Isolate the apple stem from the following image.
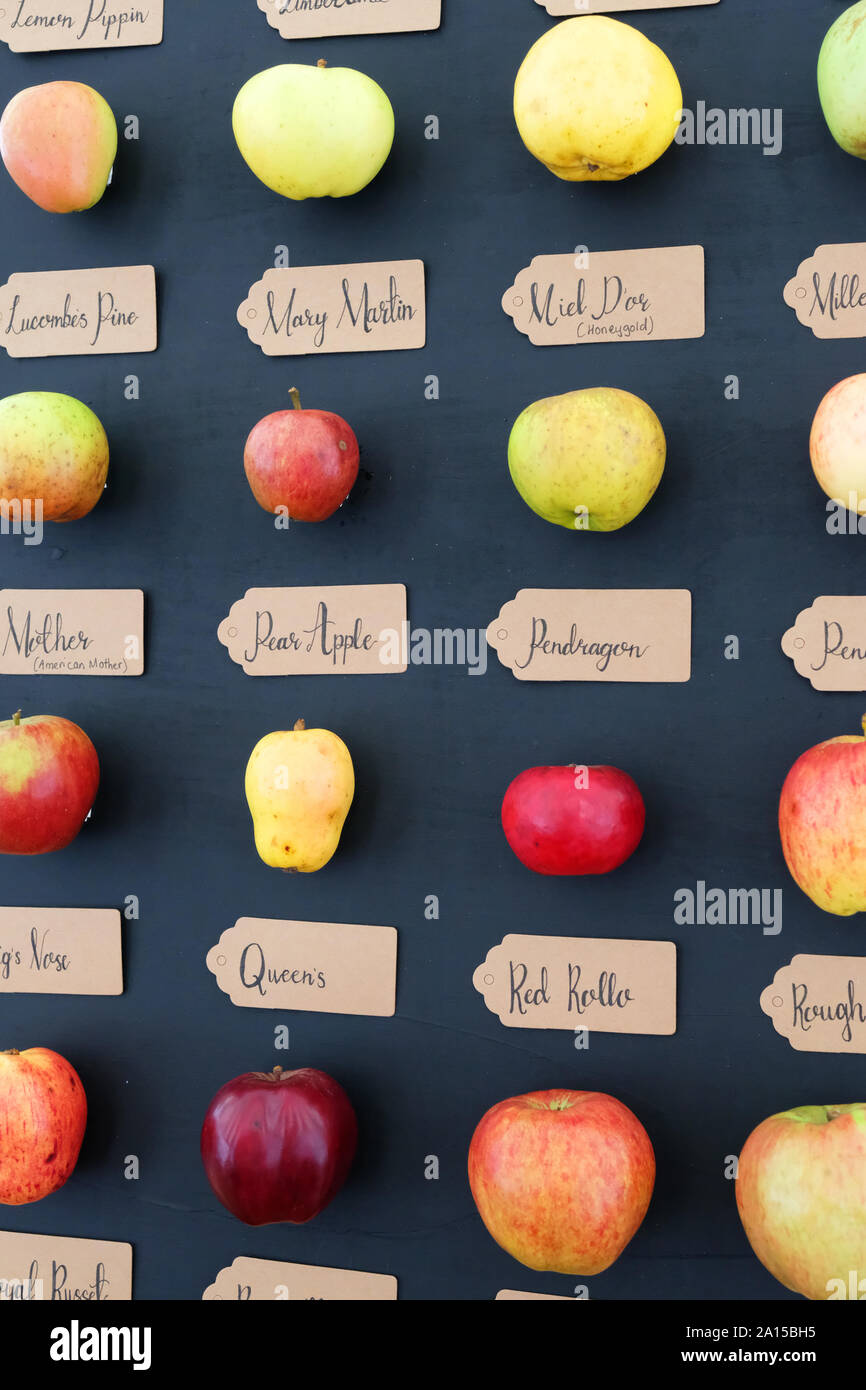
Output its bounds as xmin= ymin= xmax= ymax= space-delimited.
xmin=317 ymin=58 xmax=327 ymax=69
xmin=272 ymin=1066 xmax=284 ymax=1081
xmin=11 ymin=710 xmax=20 ymax=726
xmin=861 ymin=714 xmax=866 ymax=738
xmin=289 ymin=387 xmax=302 ymax=411
xmin=293 ymin=717 xmax=306 ymax=731
xmin=1 ymin=1049 xmax=20 ymax=1056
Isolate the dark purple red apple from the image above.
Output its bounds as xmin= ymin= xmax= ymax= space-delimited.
xmin=200 ymin=1065 xmax=357 ymax=1226
xmin=243 ymin=387 xmax=360 ymax=522
xmin=0 ymin=710 xmax=99 ymax=855
xmin=502 ymin=763 xmax=645 ymax=875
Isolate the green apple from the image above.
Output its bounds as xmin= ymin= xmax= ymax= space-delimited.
xmin=508 ymin=387 xmax=666 ymax=532
xmin=0 ymin=392 xmax=108 ymax=522
xmin=232 ymin=61 xmax=394 ymax=200
xmin=737 ymin=1104 xmax=866 ymax=1300
xmin=818 ymin=1 xmax=866 ymax=158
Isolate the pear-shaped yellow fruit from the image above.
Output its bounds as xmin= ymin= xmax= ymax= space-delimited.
xmin=245 ymin=718 xmax=354 ymax=872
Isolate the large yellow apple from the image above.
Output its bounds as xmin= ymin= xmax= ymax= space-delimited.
xmin=810 ymin=374 xmax=866 ymax=512
xmin=232 ymin=61 xmax=394 ymax=200
xmin=508 ymin=387 xmax=666 ymax=532
xmin=514 ymin=16 xmax=683 ymax=182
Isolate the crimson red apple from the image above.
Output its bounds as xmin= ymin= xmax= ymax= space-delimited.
xmin=468 ymin=1089 xmax=655 ymax=1275
xmin=0 ymin=1047 xmax=87 ymax=1204
xmin=737 ymin=1103 xmax=866 ymax=1300
xmin=243 ymin=388 xmax=359 ymax=522
xmin=0 ymin=711 xmax=99 ymax=855
xmin=779 ymin=716 xmax=866 ymax=915
xmin=502 ymin=763 xmax=645 ymax=875
xmin=200 ymin=1065 xmax=357 ymax=1226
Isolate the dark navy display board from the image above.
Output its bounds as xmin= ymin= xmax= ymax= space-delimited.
xmin=0 ymin=0 xmax=861 ymax=1301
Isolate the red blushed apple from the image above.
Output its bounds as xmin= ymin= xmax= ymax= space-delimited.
xmin=243 ymin=388 xmax=359 ymax=522
xmin=0 ymin=1048 xmax=87 ymax=1204
xmin=468 ymin=1089 xmax=655 ymax=1275
xmin=201 ymin=1066 xmax=357 ymax=1226
xmin=779 ymin=715 xmax=866 ymax=915
xmin=737 ymin=1104 xmax=866 ymax=1300
xmin=0 ymin=711 xmax=99 ymax=855
xmin=502 ymin=763 xmax=645 ymax=875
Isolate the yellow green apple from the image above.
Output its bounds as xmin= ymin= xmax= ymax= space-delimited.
xmin=737 ymin=1104 xmax=866 ymax=1300
xmin=818 ymin=1 xmax=866 ymax=159
xmin=508 ymin=387 xmax=666 ymax=532
xmin=0 ymin=392 xmax=109 ymax=523
xmin=779 ymin=715 xmax=866 ymax=916
xmin=514 ymin=16 xmax=682 ymax=182
xmin=0 ymin=81 xmax=116 ymax=213
xmin=810 ymin=374 xmax=866 ymax=512
xmin=232 ymin=61 xmax=394 ymax=200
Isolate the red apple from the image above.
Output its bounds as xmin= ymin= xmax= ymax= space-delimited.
xmin=243 ymin=388 xmax=359 ymax=522
xmin=468 ymin=1089 xmax=655 ymax=1275
xmin=201 ymin=1065 xmax=357 ymax=1226
xmin=0 ymin=1048 xmax=87 ymax=1204
xmin=502 ymin=763 xmax=645 ymax=875
xmin=0 ymin=711 xmax=99 ymax=855
xmin=737 ymin=1103 xmax=866 ymax=1300
xmin=779 ymin=715 xmax=866 ymax=915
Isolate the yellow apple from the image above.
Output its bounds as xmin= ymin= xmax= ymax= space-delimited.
xmin=514 ymin=16 xmax=683 ymax=182
xmin=810 ymin=374 xmax=866 ymax=512
xmin=232 ymin=61 xmax=394 ymax=200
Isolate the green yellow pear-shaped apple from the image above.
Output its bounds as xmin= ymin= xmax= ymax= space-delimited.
xmin=818 ymin=1 xmax=866 ymax=159
xmin=514 ymin=16 xmax=682 ymax=182
xmin=245 ymin=718 xmax=354 ymax=872
xmin=232 ymin=60 xmax=394 ymax=200
xmin=0 ymin=81 xmax=116 ymax=212
xmin=0 ymin=392 xmax=109 ymax=522
xmin=508 ymin=388 xmax=666 ymax=532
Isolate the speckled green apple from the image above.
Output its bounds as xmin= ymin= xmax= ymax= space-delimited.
xmin=0 ymin=393 xmax=109 ymax=522
xmin=818 ymin=2 xmax=866 ymax=159
xmin=737 ymin=1104 xmax=866 ymax=1300
xmin=232 ymin=60 xmax=394 ymax=200
xmin=508 ymin=387 xmax=666 ymax=532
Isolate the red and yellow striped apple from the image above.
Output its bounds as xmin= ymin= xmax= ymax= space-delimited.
xmin=0 ymin=712 xmax=99 ymax=855
xmin=0 ymin=1048 xmax=87 ymax=1205
xmin=779 ymin=716 xmax=866 ymax=915
xmin=468 ymin=1089 xmax=655 ymax=1275
xmin=0 ymin=81 xmax=117 ymax=213
xmin=737 ymin=1103 xmax=866 ymax=1300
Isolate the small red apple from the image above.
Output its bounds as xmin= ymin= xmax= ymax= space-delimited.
xmin=779 ymin=715 xmax=866 ymax=915
xmin=201 ymin=1065 xmax=357 ymax=1226
xmin=501 ymin=763 xmax=645 ymax=875
xmin=468 ymin=1089 xmax=655 ymax=1275
xmin=0 ymin=1047 xmax=87 ymax=1204
xmin=0 ymin=711 xmax=99 ymax=855
xmin=243 ymin=388 xmax=360 ymax=522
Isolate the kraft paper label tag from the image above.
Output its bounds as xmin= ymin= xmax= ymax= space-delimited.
xmin=0 ymin=267 xmax=157 ymax=358
xmin=0 ymin=908 xmax=122 ymax=995
xmin=218 ymin=585 xmax=407 ymax=675
xmin=496 ymin=1289 xmax=575 ymax=1301
xmin=238 ymin=261 xmax=426 ymax=357
xmin=0 ymin=0 xmax=163 ymax=49
xmin=203 ymin=1256 xmax=397 ymax=1301
xmin=207 ymin=918 xmax=397 ymax=1017
xmin=761 ymin=955 xmax=866 ymax=1054
xmin=0 ymin=1231 xmax=132 ymax=1301
xmin=0 ymin=590 xmax=144 ymax=676
xmin=474 ymin=935 xmax=677 ymax=1036
xmin=782 ymin=597 xmax=866 ymax=691
xmin=487 ymin=589 xmax=691 ymax=683
xmin=784 ymin=244 xmax=866 ymax=338
xmin=503 ymin=247 xmax=704 ymax=346
xmin=259 ymin=0 xmax=440 ymax=38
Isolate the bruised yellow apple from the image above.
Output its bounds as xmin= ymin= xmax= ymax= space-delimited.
xmin=514 ymin=16 xmax=683 ymax=182
xmin=245 ymin=718 xmax=354 ymax=872
xmin=0 ymin=82 xmax=116 ymax=213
